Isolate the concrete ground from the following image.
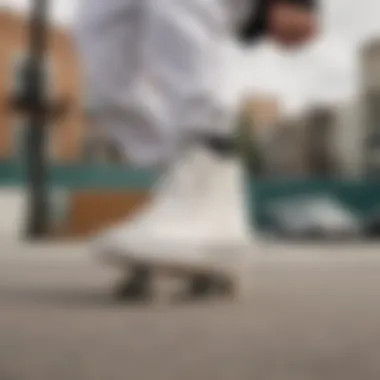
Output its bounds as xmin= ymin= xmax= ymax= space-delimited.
xmin=1 ymin=241 xmax=380 ymax=380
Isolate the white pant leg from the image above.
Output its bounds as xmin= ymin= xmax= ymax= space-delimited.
xmin=75 ymin=0 xmax=235 ymax=167
xmin=75 ymin=0 xmax=175 ymax=167
xmin=146 ymin=0 xmax=235 ymax=138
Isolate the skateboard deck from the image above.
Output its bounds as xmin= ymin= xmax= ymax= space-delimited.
xmin=99 ymin=249 xmax=252 ymax=300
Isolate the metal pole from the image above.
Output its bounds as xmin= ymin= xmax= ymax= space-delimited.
xmin=25 ymin=0 xmax=50 ymax=238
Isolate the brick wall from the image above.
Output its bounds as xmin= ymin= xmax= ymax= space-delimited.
xmin=55 ymin=191 xmax=151 ymax=238
xmin=0 ymin=10 xmax=85 ymax=162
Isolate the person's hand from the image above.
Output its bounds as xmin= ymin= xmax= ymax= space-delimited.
xmin=268 ymin=2 xmax=318 ymax=48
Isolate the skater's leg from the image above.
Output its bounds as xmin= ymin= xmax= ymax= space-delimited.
xmin=74 ymin=0 xmax=176 ymax=168
xmin=145 ymin=0 xmax=234 ymax=140
xmin=75 ymin=0 xmax=237 ymax=167
xmin=76 ymin=0 xmax=255 ymax=301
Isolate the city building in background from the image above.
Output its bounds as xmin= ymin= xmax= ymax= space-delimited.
xmin=303 ymin=106 xmax=338 ymax=177
xmin=332 ymin=101 xmax=365 ymax=179
xmin=264 ymin=115 xmax=309 ymax=177
xmin=239 ymin=95 xmax=283 ymax=176
xmin=0 ymin=10 xmax=146 ymax=238
xmin=252 ymin=102 xmax=364 ymax=180
xmin=0 ymin=10 xmax=84 ymax=162
xmin=361 ymin=38 xmax=380 ymax=177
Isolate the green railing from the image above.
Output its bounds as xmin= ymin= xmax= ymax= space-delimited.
xmin=1 ymin=161 xmax=380 ymax=229
xmin=0 ymin=161 xmax=156 ymax=189
xmin=253 ymin=179 xmax=380 ymax=230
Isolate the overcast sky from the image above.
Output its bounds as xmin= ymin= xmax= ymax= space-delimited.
xmin=1 ymin=0 xmax=380 ymax=114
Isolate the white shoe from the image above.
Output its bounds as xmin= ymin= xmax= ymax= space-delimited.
xmin=93 ymin=139 xmax=255 ymax=297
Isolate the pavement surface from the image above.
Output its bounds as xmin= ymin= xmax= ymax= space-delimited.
xmin=1 ymin=242 xmax=380 ymax=380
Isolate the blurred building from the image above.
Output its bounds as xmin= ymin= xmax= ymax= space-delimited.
xmin=332 ymin=101 xmax=365 ymax=179
xmin=239 ymin=95 xmax=282 ymax=176
xmin=303 ymin=106 xmax=339 ymax=177
xmin=361 ymin=38 xmax=380 ymax=177
xmin=0 ymin=10 xmax=148 ymax=238
xmin=241 ymin=96 xmax=352 ymax=179
xmin=0 ymin=10 xmax=84 ymax=162
xmin=261 ymin=105 xmax=351 ymax=179
xmin=265 ymin=115 xmax=310 ymax=178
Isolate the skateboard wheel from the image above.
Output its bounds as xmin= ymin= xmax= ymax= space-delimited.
xmin=114 ymin=265 xmax=153 ymax=302
xmin=188 ymin=273 xmax=235 ymax=299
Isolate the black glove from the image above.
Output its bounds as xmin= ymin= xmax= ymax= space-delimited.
xmin=237 ymin=0 xmax=318 ymax=44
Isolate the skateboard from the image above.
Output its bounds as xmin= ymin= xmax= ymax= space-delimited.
xmin=97 ymin=247 xmax=251 ymax=302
